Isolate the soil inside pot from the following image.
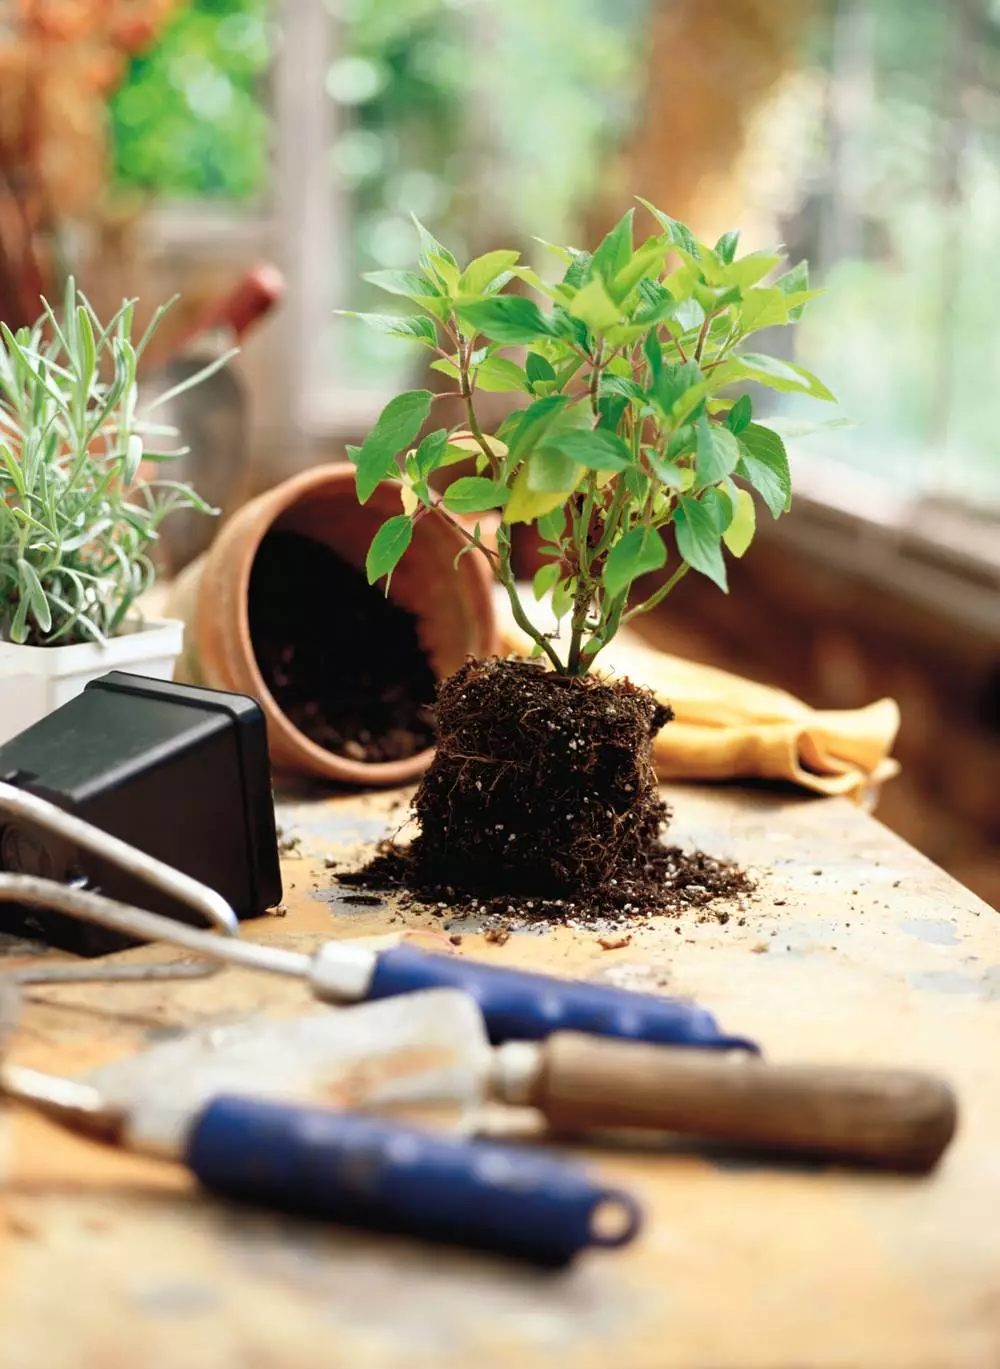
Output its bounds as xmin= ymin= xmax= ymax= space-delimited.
xmin=341 ymin=657 xmax=753 ymax=924
xmin=248 ymin=531 xmax=436 ymax=764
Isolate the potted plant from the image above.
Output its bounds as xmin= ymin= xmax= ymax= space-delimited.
xmin=0 ymin=279 xmax=223 ymax=742
xmin=349 ymin=202 xmax=835 ymax=916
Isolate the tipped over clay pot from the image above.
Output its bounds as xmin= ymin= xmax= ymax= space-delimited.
xmin=168 ymin=462 xmax=498 ymax=785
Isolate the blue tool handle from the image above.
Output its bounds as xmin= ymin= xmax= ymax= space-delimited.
xmin=368 ymin=943 xmax=757 ymax=1052
xmin=186 ymin=1096 xmax=640 ymax=1266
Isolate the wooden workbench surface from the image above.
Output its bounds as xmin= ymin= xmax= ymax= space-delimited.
xmin=1 ymin=783 xmax=998 ymax=1369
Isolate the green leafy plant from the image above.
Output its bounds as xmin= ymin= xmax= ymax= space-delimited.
xmin=0 ymin=281 xmax=229 ymax=647
xmin=349 ymin=201 xmax=835 ymax=675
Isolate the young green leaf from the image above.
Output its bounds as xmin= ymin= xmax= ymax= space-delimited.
xmin=589 ymin=209 xmax=634 ymax=285
xmin=601 ymin=374 xmax=646 ymax=403
xmin=675 ymin=496 xmax=728 ymax=591
xmin=365 ymin=515 xmax=413 ymax=587
xmin=458 ymin=296 xmax=552 ymax=345
xmin=653 ymin=360 xmax=703 ymax=416
xmin=525 ymin=352 xmax=557 ymax=391
xmin=547 ymin=427 xmax=632 ymax=472
xmin=726 ymin=393 xmax=752 ymax=435
xmin=736 ymin=423 xmax=791 ymax=518
xmin=636 ymin=198 xmax=698 ymax=254
xmin=643 ymin=330 xmax=662 ymax=383
xmin=442 ymin=477 xmax=510 ymax=513
xmin=568 ymin=278 xmax=622 ymax=333
xmin=473 ymin=355 xmax=529 ymax=394
xmin=726 ymin=251 xmax=783 ymax=289
xmin=414 ymin=428 xmax=450 ymax=479
xmin=715 ymin=230 xmax=740 ymax=265
xmin=362 ymin=270 xmax=441 ymax=299
xmin=459 ymin=250 xmax=520 ymax=297
xmin=341 ymin=313 xmax=438 ymax=347
xmin=722 ymin=486 xmax=756 ymax=556
xmin=532 ymin=562 xmax=561 ymax=600
xmin=355 ymin=389 xmax=433 ymax=503
xmin=694 ymin=416 xmax=740 ymax=486
xmin=738 ymin=288 xmax=789 ymax=334
xmin=603 ymin=526 xmax=666 ymax=600
xmin=537 ymin=507 xmax=566 ymax=542
xmin=737 ymin=353 xmax=836 ymax=402
xmin=607 ymin=239 xmax=668 ymax=303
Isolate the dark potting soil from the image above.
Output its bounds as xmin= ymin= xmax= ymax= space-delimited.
xmin=248 ymin=531 xmax=436 ymax=764
xmin=340 ymin=657 xmax=754 ymax=926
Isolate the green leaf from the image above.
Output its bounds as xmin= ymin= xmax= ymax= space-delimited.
xmin=666 ymin=424 xmax=697 ymax=460
xmin=551 ymin=576 xmax=575 ymax=618
xmin=736 ymin=423 xmax=791 ymax=518
xmin=528 ymin=446 xmax=582 ymax=494
xmin=726 ymin=394 xmax=752 ymax=435
xmin=568 ymin=277 xmax=622 ymax=333
xmin=366 ymin=515 xmax=413 ymax=586
xmin=601 ymin=374 xmax=646 ymax=402
xmin=643 ymin=330 xmax=662 ymax=384
xmin=722 ymin=486 xmax=756 ymax=557
xmin=17 ymin=558 xmax=52 ymax=633
xmin=442 ymin=477 xmax=510 ymax=513
xmin=603 ymin=526 xmax=666 ymax=600
xmin=726 ymin=251 xmax=782 ymax=289
xmin=669 ymin=297 xmax=706 ymax=334
xmin=653 ymin=360 xmax=703 ymax=416
xmin=504 ymin=395 xmax=572 ymax=462
xmin=636 ymin=198 xmax=698 ymax=254
xmin=412 ymin=215 xmax=457 ymax=268
xmin=675 ymin=497 xmax=727 ymax=591
xmin=459 ymin=250 xmax=520 ymax=297
xmin=607 ymin=239 xmax=667 ymax=302
xmin=647 ymin=453 xmax=694 ymax=490
xmin=737 ymin=353 xmax=836 ymax=402
xmin=414 ymin=428 xmax=449 ymax=479
xmin=562 ymin=250 xmax=593 ymax=290
xmin=532 ymin=563 xmax=561 ymax=600
xmin=775 ymin=260 xmax=808 ymax=297
xmin=715 ymin=230 xmax=740 ymax=265
xmin=473 ymin=355 xmax=528 ymax=394
xmin=458 ymin=296 xmax=552 ymax=345
xmin=548 ymin=426 xmax=632 ymax=472
xmin=589 ymin=209 xmax=634 ymax=285
xmin=738 ymin=287 xmax=789 ymax=334
xmin=701 ymin=485 xmax=734 ymax=534
xmin=355 ymin=390 xmax=433 ymax=503
xmin=537 ymin=507 xmax=566 ymax=542
xmin=695 ymin=416 xmax=740 ymax=486
xmin=362 ymin=270 xmax=440 ymax=299
xmin=342 ymin=313 xmax=438 ymax=346
xmin=526 ymin=352 xmax=557 ymax=390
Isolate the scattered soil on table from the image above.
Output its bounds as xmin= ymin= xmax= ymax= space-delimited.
xmin=249 ymin=531 xmax=436 ymax=763
xmin=339 ymin=657 xmax=754 ymax=929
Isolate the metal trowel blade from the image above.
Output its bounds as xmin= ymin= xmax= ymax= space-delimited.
xmin=83 ymin=987 xmax=493 ymax=1126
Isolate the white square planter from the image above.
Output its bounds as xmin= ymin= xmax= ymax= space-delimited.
xmin=0 ymin=619 xmax=184 ymax=745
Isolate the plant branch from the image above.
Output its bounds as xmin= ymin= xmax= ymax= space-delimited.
xmin=622 ymin=561 xmax=690 ymax=623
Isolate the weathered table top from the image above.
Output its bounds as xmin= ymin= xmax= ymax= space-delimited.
xmin=1 ymin=783 xmax=998 ymax=1369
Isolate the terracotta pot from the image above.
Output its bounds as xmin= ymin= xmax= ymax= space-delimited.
xmin=168 ymin=462 xmax=499 ymax=786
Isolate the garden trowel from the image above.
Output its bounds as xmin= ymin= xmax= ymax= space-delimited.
xmin=83 ymin=987 xmax=957 ymax=1173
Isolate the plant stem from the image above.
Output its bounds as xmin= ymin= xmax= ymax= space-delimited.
xmin=457 ymin=331 xmax=500 ymax=475
xmin=621 ymin=561 xmax=690 ymax=624
xmin=496 ymin=530 xmax=565 ymax=672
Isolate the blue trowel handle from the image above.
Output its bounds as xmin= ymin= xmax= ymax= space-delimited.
xmin=366 ymin=943 xmax=758 ymax=1051
xmin=186 ymin=1095 xmax=641 ymax=1266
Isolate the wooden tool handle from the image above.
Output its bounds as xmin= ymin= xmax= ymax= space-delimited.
xmin=528 ymin=1034 xmax=958 ymax=1172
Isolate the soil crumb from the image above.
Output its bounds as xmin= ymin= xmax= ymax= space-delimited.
xmin=249 ymin=531 xmax=436 ymax=763
xmin=340 ymin=658 xmax=754 ymax=928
